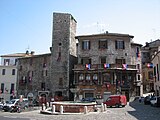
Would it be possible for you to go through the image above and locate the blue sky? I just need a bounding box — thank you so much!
[0,0,160,56]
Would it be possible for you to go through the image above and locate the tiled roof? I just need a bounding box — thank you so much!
[76,32,134,39]
[1,53,32,57]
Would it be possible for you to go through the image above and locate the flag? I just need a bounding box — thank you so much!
[28,77,32,83]
[147,63,153,68]
[12,90,15,96]
[122,64,128,70]
[86,64,91,70]
[104,63,110,69]
[136,52,140,59]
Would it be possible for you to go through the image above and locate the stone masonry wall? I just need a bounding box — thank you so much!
[17,54,51,98]
[50,13,77,97]
[77,35,132,65]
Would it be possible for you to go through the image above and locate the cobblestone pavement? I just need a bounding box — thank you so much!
[0,100,160,120]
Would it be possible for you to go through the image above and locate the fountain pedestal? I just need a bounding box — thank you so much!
[70,87,80,102]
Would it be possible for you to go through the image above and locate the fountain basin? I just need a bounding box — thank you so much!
[51,101,97,113]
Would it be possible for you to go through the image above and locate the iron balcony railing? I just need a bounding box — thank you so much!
[73,64,137,70]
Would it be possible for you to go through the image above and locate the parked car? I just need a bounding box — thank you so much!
[144,96,151,105]
[0,102,4,110]
[2,98,29,112]
[3,99,19,112]
[150,96,157,106]
[81,97,96,102]
[103,95,127,107]
[156,97,160,107]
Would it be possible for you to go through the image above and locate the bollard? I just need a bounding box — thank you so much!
[42,103,45,110]
[60,105,63,114]
[94,105,97,112]
[46,102,49,109]
[84,106,88,114]
[104,104,107,111]
[101,103,104,112]
[52,105,55,113]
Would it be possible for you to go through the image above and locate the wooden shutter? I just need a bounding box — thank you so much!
[82,41,84,50]
[123,41,125,49]
[115,41,117,49]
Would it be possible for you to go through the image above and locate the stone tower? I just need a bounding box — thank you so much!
[50,13,77,99]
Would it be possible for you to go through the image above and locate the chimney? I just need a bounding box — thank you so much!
[26,50,29,55]
[31,51,35,55]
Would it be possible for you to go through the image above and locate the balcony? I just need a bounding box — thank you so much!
[73,64,137,71]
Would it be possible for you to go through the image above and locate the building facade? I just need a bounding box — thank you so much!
[50,13,77,100]
[0,53,32,102]
[73,33,142,101]
[151,49,160,96]
[16,12,144,102]
[141,39,160,93]
[17,13,77,102]
[17,53,51,101]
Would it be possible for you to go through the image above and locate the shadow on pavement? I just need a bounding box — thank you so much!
[128,100,160,120]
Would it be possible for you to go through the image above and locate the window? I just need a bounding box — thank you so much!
[154,66,156,77]
[12,69,16,75]
[19,65,22,71]
[79,74,84,80]
[1,83,4,93]
[137,64,140,72]
[93,74,98,80]
[81,58,91,64]
[100,57,106,64]
[137,64,140,70]
[28,71,33,83]
[116,59,125,64]
[41,82,45,90]
[22,76,26,83]
[99,40,108,49]
[10,83,14,94]
[32,71,34,77]
[136,47,140,53]
[86,74,91,80]
[43,57,47,65]
[137,74,141,80]
[42,70,47,76]
[57,43,62,61]
[15,59,18,65]
[103,73,110,82]
[157,64,159,81]
[4,59,10,66]
[2,69,5,75]
[82,40,90,50]
[45,70,47,76]
[115,40,125,49]
[43,63,47,68]
[148,71,153,79]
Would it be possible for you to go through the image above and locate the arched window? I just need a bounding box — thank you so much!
[93,74,98,80]
[86,74,91,80]
[79,74,84,80]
